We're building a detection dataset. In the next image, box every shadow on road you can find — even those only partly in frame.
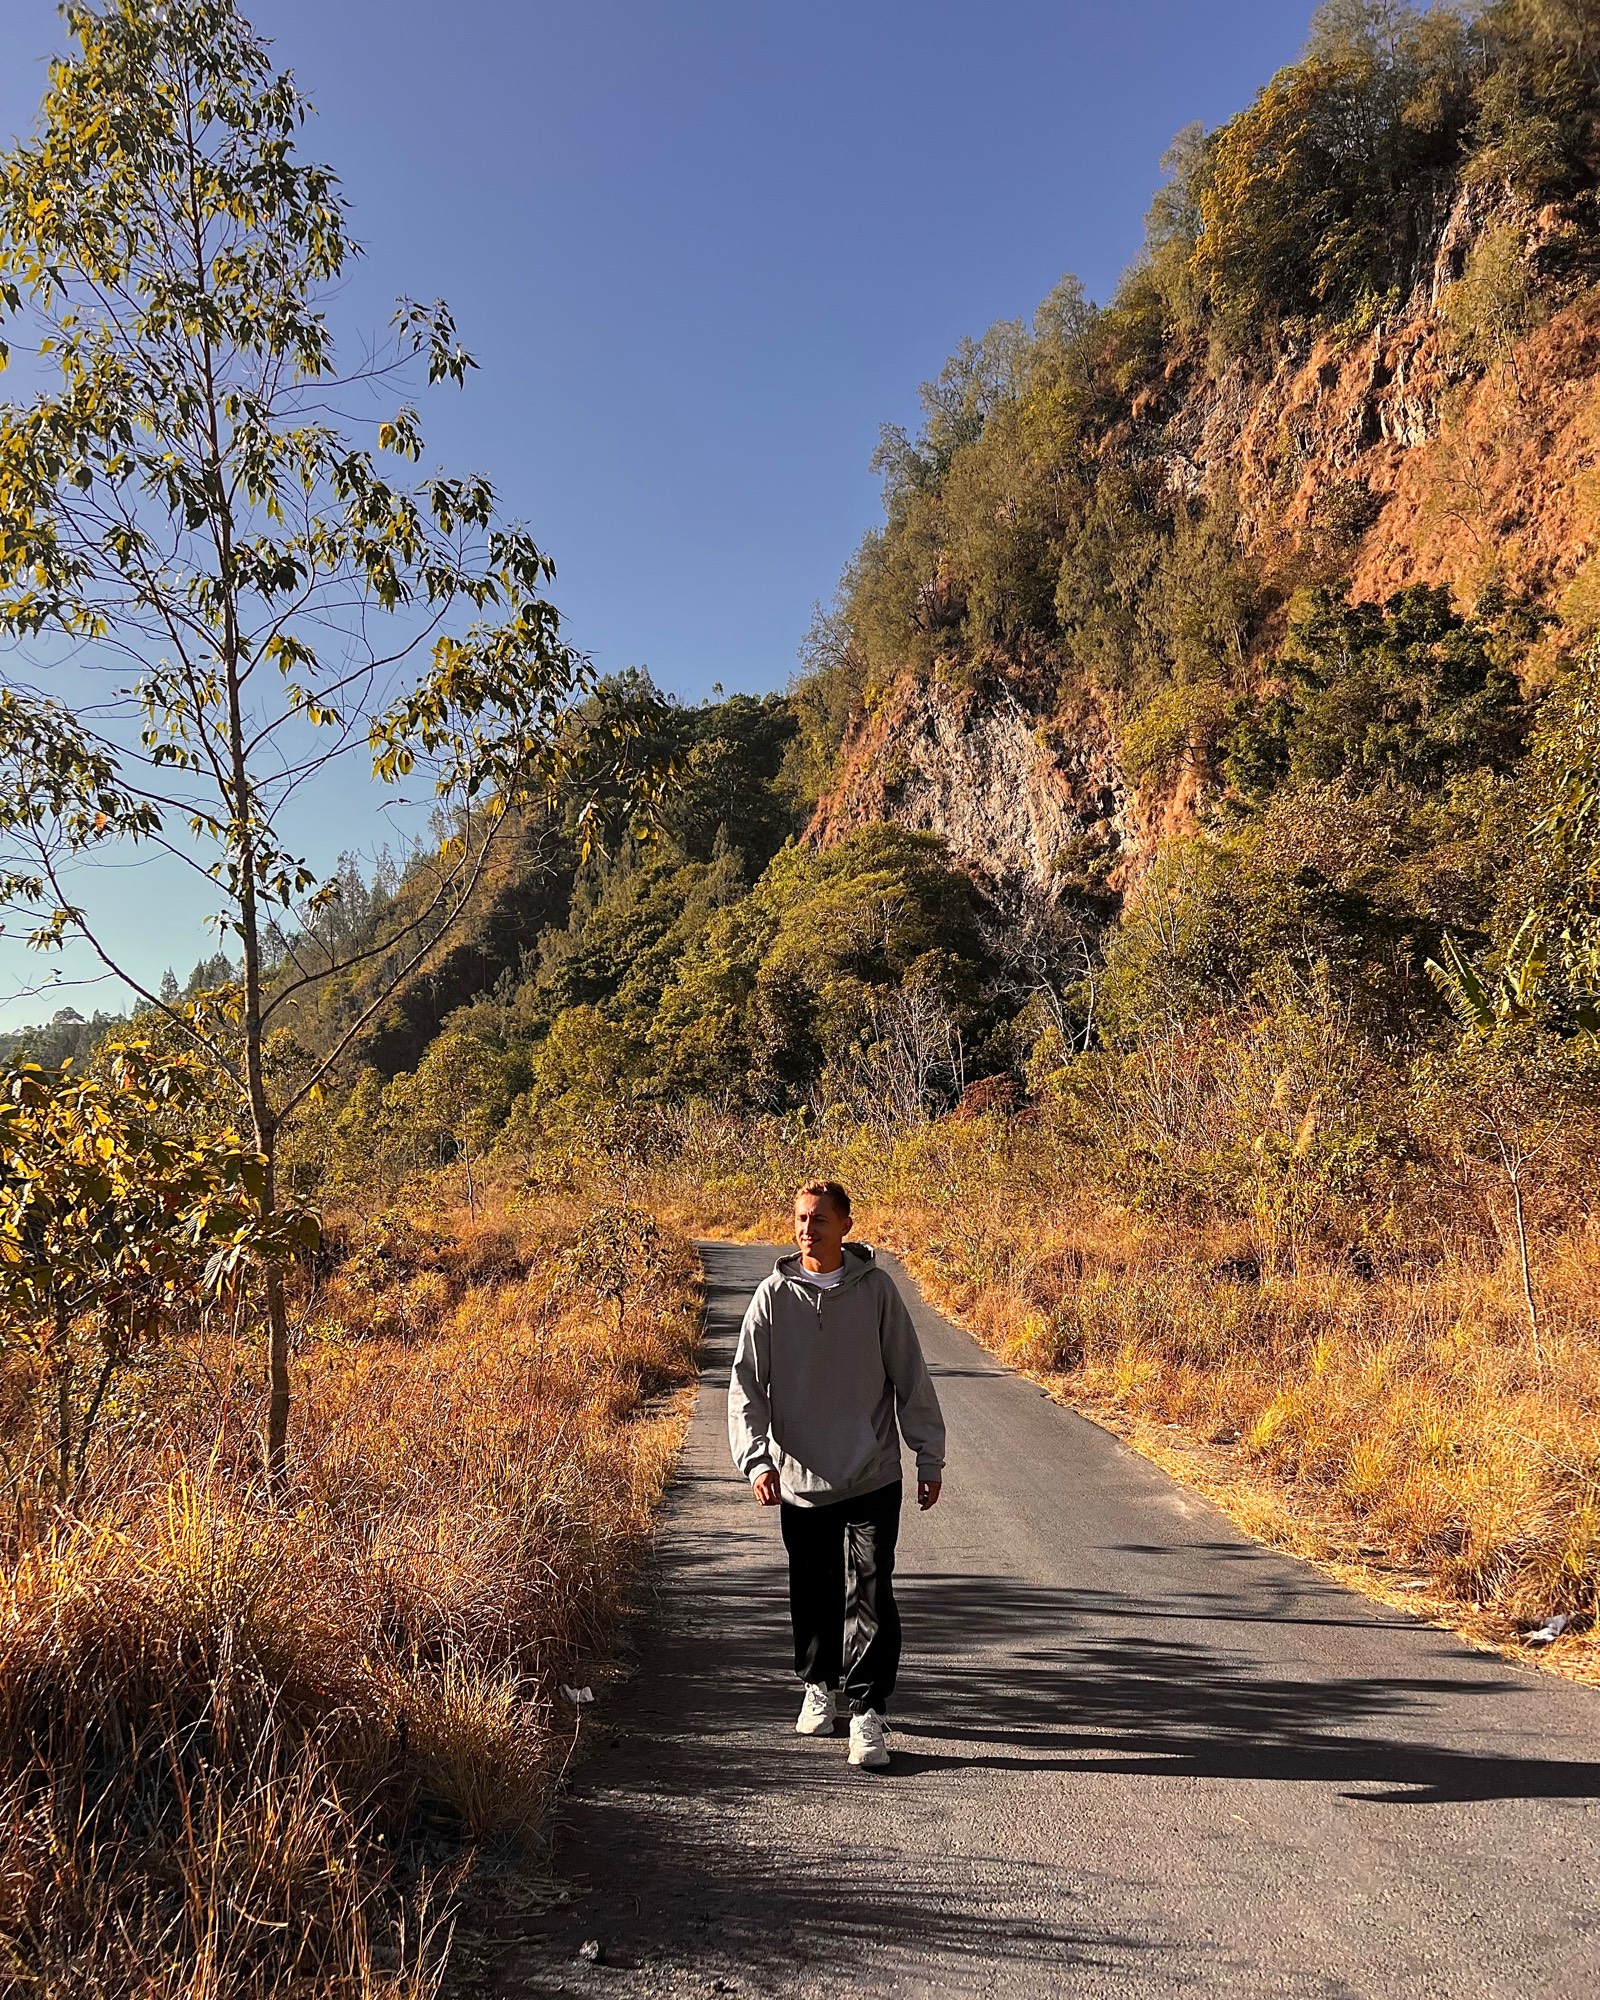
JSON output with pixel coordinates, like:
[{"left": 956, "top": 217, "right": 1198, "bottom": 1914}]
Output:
[
  {"left": 650, "top": 1526, "right": 1600, "bottom": 1810},
  {"left": 889, "top": 1573, "right": 1599, "bottom": 1805},
  {"left": 509, "top": 1491, "right": 1598, "bottom": 1991}
]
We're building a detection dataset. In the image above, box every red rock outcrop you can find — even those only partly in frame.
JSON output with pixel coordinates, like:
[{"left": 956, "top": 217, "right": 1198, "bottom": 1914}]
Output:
[{"left": 810, "top": 194, "right": 1600, "bottom": 900}]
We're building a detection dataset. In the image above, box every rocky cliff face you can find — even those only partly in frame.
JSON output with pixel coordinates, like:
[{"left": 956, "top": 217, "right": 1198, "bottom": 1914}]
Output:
[
  {"left": 1177, "top": 280, "right": 1600, "bottom": 607},
  {"left": 810, "top": 190, "right": 1600, "bottom": 902},
  {"left": 807, "top": 679, "right": 1129, "bottom": 893}
]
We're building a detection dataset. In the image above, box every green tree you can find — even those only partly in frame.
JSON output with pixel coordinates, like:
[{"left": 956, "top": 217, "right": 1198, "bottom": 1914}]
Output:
[
  {"left": 782, "top": 600, "right": 871, "bottom": 813},
  {"left": 0, "top": 4, "right": 650, "bottom": 1477},
  {"left": 320, "top": 1064, "right": 410, "bottom": 1202},
  {"left": 1223, "top": 585, "right": 1529, "bottom": 802},
  {"left": 1192, "top": 8, "right": 1473, "bottom": 345},
  {"left": 651, "top": 826, "right": 986, "bottom": 1110},
  {"left": 586, "top": 676, "right": 798, "bottom": 870},
  {"left": 401, "top": 1027, "right": 508, "bottom": 1215},
  {"left": 556, "top": 1203, "right": 664, "bottom": 1344},
  {"left": 1472, "top": 0, "right": 1600, "bottom": 195},
  {"left": 1142, "top": 123, "right": 1209, "bottom": 333},
  {"left": 0, "top": 1042, "right": 273, "bottom": 1506},
  {"left": 1442, "top": 223, "right": 1543, "bottom": 391}
]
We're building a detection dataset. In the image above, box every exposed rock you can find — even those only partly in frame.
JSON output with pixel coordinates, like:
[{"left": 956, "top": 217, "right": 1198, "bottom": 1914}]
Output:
[
  {"left": 810, "top": 198, "right": 1600, "bottom": 898},
  {"left": 807, "top": 678, "right": 1128, "bottom": 898},
  {"left": 1174, "top": 289, "right": 1600, "bottom": 606}
]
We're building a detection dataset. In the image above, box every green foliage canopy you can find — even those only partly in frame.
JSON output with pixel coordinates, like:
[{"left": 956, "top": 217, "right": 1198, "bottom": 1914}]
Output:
[{"left": 1224, "top": 584, "right": 1531, "bottom": 802}]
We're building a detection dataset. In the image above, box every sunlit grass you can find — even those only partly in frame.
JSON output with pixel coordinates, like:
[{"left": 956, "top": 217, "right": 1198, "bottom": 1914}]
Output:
[
  {"left": 0, "top": 1188, "right": 700, "bottom": 1997},
  {"left": 893, "top": 1181, "right": 1600, "bottom": 1666}
]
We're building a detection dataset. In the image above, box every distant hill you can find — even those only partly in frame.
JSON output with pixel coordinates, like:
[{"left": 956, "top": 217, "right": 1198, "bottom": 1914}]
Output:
[{"left": 0, "top": 1007, "right": 126, "bottom": 1068}]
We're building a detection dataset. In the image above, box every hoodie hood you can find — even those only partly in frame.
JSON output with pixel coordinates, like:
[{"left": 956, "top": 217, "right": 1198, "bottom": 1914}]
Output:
[{"left": 774, "top": 1240, "right": 876, "bottom": 1292}]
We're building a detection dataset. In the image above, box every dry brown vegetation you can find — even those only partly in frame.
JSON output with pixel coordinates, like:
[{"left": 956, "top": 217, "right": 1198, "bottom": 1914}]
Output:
[
  {"left": 635, "top": 1105, "right": 1600, "bottom": 1683},
  {"left": 0, "top": 1189, "right": 699, "bottom": 1998}
]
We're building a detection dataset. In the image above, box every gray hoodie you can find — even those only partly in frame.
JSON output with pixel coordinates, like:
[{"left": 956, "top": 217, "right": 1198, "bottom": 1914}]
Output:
[{"left": 727, "top": 1243, "right": 946, "bottom": 1506}]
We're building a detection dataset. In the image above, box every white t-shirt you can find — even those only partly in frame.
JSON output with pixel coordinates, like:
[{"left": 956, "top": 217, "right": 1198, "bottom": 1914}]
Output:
[{"left": 794, "top": 1262, "right": 846, "bottom": 1289}]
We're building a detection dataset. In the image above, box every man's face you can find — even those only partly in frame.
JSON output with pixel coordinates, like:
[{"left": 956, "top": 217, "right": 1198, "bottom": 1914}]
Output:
[{"left": 794, "top": 1193, "right": 848, "bottom": 1269}]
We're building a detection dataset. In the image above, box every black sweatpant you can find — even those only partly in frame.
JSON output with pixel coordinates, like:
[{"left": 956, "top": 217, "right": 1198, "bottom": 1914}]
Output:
[{"left": 778, "top": 1480, "right": 902, "bottom": 1716}]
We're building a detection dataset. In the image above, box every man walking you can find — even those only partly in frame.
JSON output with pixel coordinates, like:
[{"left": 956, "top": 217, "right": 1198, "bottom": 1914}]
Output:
[{"left": 727, "top": 1180, "right": 946, "bottom": 1771}]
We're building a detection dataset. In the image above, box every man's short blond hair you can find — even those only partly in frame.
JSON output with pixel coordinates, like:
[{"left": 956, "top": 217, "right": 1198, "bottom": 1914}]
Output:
[{"left": 795, "top": 1178, "right": 852, "bottom": 1218}]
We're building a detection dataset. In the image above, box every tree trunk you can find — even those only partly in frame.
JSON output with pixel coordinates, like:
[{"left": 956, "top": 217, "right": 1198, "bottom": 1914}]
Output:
[
  {"left": 54, "top": 1340, "right": 73, "bottom": 1508},
  {"left": 222, "top": 554, "right": 286, "bottom": 1484},
  {"left": 265, "top": 1260, "right": 291, "bottom": 1480},
  {"left": 1509, "top": 1168, "right": 1543, "bottom": 1366},
  {"left": 75, "top": 1344, "right": 121, "bottom": 1497},
  {"left": 186, "top": 81, "right": 290, "bottom": 1488}
]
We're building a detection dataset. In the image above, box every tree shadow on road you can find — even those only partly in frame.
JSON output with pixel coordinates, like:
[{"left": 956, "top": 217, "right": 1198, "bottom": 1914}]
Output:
[
  {"left": 644, "top": 1531, "right": 1600, "bottom": 1813},
  {"left": 890, "top": 1573, "right": 1600, "bottom": 1806},
  {"left": 500, "top": 1529, "right": 1597, "bottom": 1996}
]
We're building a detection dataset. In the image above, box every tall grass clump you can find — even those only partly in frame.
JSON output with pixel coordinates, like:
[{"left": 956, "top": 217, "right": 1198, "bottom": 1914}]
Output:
[{"left": 0, "top": 1187, "right": 699, "bottom": 1997}]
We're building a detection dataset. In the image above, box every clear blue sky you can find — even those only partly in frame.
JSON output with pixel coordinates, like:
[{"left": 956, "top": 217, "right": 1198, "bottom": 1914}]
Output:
[{"left": 0, "top": 0, "right": 1314, "bottom": 1018}]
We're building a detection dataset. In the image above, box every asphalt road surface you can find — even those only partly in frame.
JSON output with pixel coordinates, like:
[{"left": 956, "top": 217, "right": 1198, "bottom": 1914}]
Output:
[{"left": 503, "top": 1241, "right": 1600, "bottom": 2000}]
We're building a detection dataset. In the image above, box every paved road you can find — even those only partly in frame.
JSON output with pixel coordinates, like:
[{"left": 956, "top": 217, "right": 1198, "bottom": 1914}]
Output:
[{"left": 504, "top": 1242, "right": 1600, "bottom": 2000}]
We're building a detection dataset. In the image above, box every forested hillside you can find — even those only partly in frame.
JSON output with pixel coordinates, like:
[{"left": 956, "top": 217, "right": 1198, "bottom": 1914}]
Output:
[
  {"left": 302, "top": 0, "right": 1599, "bottom": 1155},
  {"left": 297, "top": 0, "right": 1600, "bottom": 1690}
]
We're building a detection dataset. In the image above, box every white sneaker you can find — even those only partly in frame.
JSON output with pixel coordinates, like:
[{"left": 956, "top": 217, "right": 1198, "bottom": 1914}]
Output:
[
  {"left": 796, "top": 1683, "right": 837, "bottom": 1735},
  {"left": 848, "top": 1709, "right": 890, "bottom": 1768}
]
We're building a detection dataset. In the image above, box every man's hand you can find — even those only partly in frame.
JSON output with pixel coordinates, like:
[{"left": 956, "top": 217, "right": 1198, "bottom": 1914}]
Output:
[
  {"left": 917, "top": 1479, "right": 942, "bottom": 1510},
  {"left": 752, "top": 1469, "right": 781, "bottom": 1506}
]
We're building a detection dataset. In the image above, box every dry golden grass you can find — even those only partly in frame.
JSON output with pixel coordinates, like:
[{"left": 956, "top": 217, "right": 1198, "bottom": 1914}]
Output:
[
  {"left": 642, "top": 1111, "right": 1600, "bottom": 1682},
  {"left": 902, "top": 1199, "right": 1600, "bottom": 1673},
  {"left": 0, "top": 1187, "right": 700, "bottom": 1998}
]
